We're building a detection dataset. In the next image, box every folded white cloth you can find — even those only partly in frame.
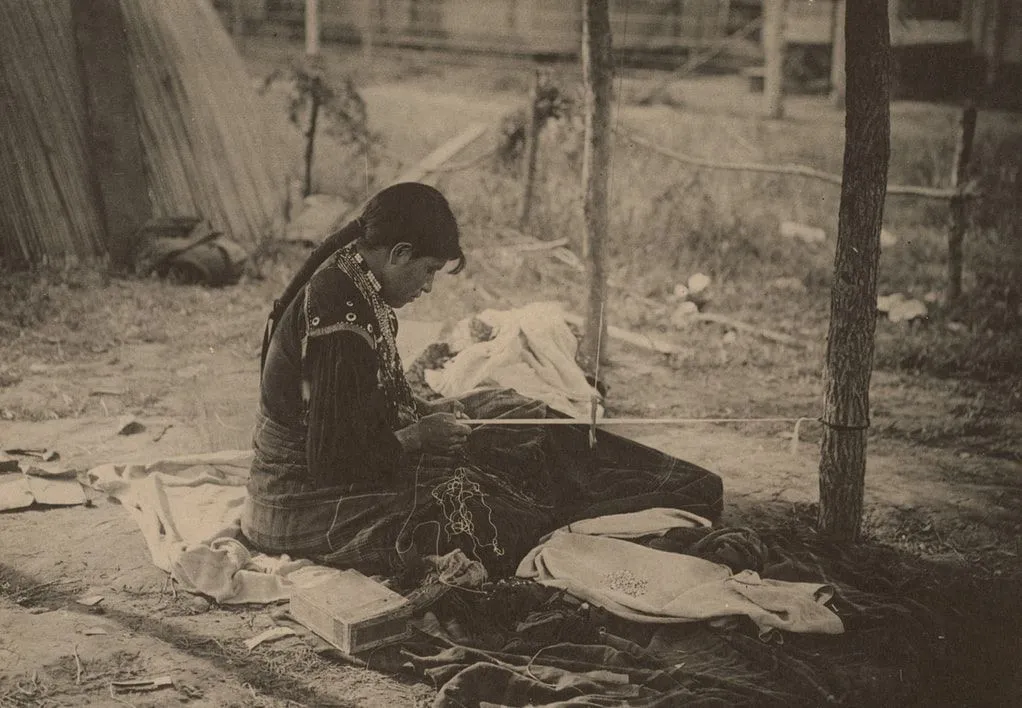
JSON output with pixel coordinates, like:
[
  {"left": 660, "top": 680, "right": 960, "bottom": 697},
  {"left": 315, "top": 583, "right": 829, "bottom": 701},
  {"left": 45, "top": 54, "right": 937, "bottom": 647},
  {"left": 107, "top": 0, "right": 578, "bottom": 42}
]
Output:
[
  {"left": 517, "top": 529, "right": 843, "bottom": 636},
  {"left": 425, "top": 302, "right": 603, "bottom": 419}
]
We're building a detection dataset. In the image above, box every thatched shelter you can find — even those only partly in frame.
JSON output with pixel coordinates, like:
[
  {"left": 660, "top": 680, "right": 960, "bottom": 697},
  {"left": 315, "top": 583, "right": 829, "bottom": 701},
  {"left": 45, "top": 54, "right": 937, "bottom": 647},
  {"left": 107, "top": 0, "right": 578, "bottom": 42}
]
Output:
[{"left": 0, "top": 0, "right": 288, "bottom": 270}]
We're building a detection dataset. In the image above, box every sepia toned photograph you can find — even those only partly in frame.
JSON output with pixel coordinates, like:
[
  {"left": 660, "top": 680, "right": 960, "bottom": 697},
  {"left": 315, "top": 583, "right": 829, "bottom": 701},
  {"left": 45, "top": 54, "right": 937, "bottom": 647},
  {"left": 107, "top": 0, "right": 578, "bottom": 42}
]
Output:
[{"left": 1, "top": 1, "right": 1019, "bottom": 705}]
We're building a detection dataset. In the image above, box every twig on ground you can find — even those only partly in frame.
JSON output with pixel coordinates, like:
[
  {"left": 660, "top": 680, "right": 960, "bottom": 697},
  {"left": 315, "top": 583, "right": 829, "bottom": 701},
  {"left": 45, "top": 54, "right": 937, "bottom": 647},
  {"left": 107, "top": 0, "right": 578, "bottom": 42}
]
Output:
[
  {"left": 73, "top": 644, "right": 83, "bottom": 685},
  {"left": 213, "top": 412, "right": 244, "bottom": 431},
  {"left": 14, "top": 578, "right": 78, "bottom": 601},
  {"left": 562, "top": 312, "right": 679, "bottom": 355},
  {"left": 108, "top": 684, "right": 136, "bottom": 708}
]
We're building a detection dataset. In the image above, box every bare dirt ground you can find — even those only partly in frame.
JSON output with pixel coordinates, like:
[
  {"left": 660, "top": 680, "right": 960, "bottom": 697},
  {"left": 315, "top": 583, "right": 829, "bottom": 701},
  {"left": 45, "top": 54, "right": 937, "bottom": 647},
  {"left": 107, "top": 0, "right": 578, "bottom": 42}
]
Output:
[{"left": 2, "top": 40, "right": 1020, "bottom": 707}]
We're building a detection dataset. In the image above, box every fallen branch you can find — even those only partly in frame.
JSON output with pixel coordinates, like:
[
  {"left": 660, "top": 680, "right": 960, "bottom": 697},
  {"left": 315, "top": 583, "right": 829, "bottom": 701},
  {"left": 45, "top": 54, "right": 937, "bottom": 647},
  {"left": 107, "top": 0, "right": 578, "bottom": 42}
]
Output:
[
  {"left": 508, "top": 237, "right": 570, "bottom": 252},
  {"left": 423, "top": 146, "right": 496, "bottom": 174},
  {"left": 329, "top": 123, "right": 489, "bottom": 232},
  {"left": 619, "top": 128, "right": 979, "bottom": 201},
  {"left": 690, "top": 312, "right": 803, "bottom": 346},
  {"left": 563, "top": 312, "right": 679, "bottom": 355},
  {"left": 394, "top": 123, "right": 489, "bottom": 184},
  {"left": 73, "top": 644, "right": 83, "bottom": 685}
]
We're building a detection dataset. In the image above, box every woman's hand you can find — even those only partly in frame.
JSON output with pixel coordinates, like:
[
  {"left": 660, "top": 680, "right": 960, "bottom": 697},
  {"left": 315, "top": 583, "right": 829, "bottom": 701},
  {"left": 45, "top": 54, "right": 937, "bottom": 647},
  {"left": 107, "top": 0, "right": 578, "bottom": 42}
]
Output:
[{"left": 396, "top": 412, "right": 471, "bottom": 455}]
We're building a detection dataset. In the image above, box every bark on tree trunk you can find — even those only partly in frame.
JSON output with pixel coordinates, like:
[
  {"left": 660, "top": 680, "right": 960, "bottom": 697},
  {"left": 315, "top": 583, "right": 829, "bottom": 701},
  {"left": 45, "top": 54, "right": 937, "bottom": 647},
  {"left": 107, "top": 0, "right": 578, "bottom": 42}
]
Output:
[
  {"left": 763, "top": 0, "right": 787, "bottom": 119},
  {"left": 579, "top": 0, "right": 613, "bottom": 374},
  {"left": 818, "top": 0, "right": 891, "bottom": 541}
]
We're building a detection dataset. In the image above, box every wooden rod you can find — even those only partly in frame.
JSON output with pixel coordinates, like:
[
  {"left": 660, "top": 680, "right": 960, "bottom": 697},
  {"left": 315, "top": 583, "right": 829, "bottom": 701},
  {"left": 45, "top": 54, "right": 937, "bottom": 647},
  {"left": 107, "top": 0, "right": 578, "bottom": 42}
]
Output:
[{"left": 462, "top": 417, "right": 810, "bottom": 426}]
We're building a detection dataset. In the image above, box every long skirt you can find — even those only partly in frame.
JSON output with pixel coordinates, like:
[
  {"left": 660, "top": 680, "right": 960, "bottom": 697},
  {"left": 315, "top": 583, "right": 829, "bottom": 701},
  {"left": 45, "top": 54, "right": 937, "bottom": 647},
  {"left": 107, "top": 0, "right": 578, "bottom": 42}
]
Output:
[{"left": 242, "top": 388, "right": 723, "bottom": 578}]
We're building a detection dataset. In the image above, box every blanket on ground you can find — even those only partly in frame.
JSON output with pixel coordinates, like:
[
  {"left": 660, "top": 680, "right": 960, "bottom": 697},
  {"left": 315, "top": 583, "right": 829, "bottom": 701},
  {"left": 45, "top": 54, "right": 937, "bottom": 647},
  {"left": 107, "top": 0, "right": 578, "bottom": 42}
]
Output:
[{"left": 86, "top": 450, "right": 342, "bottom": 603}]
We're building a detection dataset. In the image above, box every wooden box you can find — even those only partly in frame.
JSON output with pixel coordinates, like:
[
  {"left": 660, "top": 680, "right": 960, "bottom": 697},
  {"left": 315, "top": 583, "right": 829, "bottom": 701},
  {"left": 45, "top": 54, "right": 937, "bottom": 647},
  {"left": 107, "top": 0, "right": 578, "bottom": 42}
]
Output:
[{"left": 289, "top": 569, "right": 412, "bottom": 655}]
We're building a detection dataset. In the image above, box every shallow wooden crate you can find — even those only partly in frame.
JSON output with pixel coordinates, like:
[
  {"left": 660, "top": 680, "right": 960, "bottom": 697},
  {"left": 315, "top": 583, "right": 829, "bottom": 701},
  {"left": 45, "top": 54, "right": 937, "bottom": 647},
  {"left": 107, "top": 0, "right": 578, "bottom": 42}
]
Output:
[{"left": 289, "top": 569, "right": 412, "bottom": 655}]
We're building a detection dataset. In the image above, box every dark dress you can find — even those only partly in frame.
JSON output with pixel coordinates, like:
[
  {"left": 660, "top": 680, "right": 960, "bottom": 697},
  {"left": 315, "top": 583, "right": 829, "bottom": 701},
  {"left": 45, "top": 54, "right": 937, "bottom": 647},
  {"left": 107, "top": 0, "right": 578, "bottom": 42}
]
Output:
[{"left": 241, "top": 243, "right": 723, "bottom": 577}]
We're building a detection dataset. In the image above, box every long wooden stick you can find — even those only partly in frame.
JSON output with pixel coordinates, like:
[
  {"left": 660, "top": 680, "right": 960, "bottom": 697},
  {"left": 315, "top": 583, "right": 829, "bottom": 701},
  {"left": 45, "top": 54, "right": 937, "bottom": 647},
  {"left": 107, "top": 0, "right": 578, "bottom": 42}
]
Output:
[{"left": 463, "top": 417, "right": 808, "bottom": 426}]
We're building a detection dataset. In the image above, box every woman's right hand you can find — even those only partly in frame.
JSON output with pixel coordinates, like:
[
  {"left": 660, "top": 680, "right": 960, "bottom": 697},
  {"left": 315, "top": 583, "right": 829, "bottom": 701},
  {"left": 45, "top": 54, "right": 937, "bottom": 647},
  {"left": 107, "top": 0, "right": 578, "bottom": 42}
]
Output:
[{"left": 397, "top": 413, "right": 471, "bottom": 455}]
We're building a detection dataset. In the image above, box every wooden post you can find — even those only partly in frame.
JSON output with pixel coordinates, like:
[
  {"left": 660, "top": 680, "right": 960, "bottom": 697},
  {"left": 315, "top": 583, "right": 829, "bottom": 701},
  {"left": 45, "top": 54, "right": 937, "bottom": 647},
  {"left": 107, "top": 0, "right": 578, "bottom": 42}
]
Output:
[
  {"left": 303, "top": 82, "right": 321, "bottom": 198},
  {"left": 306, "top": 0, "right": 321, "bottom": 57},
  {"left": 362, "top": 0, "right": 375, "bottom": 69},
  {"left": 830, "top": 0, "right": 846, "bottom": 109},
  {"left": 947, "top": 101, "right": 978, "bottom": 302},
  {"left": 518, "top": 69, "right": 544, "bottom": 231},
  {"left": 763, "top": 0, "right": 787, "bottom": 119},
  {"left": 71, "top": 0, "right": 152, "bottom": 270},
  {"left": 985, "top": 0, "right": 1011, "bottom": 91},
  {"left": 579, "top": 0, "right": 613, "bottom": 374},
  {"left": 231, "top": 0, "right": 245, "bottom": 41},
  {"left": 818, "top": 0, "right": 891, "bottom": 541}
]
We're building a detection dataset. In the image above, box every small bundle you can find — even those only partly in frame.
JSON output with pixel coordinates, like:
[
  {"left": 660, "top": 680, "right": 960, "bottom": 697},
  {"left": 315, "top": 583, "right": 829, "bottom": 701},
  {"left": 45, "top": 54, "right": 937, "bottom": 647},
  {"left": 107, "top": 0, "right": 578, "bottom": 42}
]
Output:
[{"left": 132, "top": 216, "right": 247, "bottom": 286}]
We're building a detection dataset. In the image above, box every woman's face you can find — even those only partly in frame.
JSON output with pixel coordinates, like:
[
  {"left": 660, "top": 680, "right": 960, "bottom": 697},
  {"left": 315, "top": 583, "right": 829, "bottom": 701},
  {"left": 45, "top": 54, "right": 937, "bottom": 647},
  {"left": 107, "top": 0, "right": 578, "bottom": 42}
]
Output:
[{"left": 381, "top": 244, "right": 448, "bottom": 308}]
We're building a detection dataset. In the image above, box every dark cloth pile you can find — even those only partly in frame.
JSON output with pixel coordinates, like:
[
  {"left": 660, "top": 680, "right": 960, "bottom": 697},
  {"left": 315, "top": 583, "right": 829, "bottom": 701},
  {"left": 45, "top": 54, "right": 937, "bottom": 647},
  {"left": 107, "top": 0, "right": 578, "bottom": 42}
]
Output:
[{"left": 279, "top": 523, "right": 944, "bottom": 707}]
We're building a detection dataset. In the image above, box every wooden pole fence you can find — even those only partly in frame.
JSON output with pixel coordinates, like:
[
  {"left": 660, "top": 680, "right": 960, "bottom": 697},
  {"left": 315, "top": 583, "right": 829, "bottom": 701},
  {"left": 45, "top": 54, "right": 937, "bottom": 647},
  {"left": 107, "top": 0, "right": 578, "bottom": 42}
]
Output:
[
  {"left": 947, "top": 101, "right": 978, "bottom": 302},
  {"left": 618, "top": 128, "right": 978, "bottom": 202}
]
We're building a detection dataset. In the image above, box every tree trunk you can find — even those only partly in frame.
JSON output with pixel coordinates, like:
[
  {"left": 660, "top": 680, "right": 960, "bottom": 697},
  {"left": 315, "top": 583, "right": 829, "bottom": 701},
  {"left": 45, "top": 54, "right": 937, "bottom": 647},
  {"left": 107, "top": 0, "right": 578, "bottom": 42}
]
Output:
[
  {"left": 763, "top": 0, "right": 786, "bottom": 119},
  {"left": 71, "top": 0, "right": 152, "bottom": 270},
  {"left": 306, "top": 0, "right": 321, "bottom": 57},
  {"left": 830, "top": 0, "right": 846, "bottom": 109},
  {"left": 579, "top": 0, "right": 613, "bottom": 375},
  {"left": 818, "top": 0, "right": 891, "bottom": 541},
  {"left": 947, "top": 102, "right": 978, "bottom": 302},
  {"left": 518, "top": 69, "right": 544, "bottom": 231}
]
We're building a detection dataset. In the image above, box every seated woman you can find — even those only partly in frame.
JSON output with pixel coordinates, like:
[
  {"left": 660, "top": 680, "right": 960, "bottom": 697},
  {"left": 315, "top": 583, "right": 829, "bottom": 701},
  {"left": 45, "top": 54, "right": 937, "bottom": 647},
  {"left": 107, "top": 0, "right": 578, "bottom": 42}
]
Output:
[{"left": 242, "top": 182, "right": 722, "bottom": 578}]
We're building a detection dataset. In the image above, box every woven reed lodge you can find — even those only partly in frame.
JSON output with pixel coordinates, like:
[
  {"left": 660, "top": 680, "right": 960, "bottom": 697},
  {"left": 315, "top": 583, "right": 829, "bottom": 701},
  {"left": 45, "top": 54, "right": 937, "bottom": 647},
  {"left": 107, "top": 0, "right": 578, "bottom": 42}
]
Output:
[{"left": 0, "top": 0, "right": 287, "bottom": 270}]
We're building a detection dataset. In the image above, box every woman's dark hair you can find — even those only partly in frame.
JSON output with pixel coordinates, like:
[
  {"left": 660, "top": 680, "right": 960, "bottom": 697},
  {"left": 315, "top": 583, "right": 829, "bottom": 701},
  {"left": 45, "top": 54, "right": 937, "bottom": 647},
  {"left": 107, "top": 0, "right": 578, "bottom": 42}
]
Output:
[
  {"left": 261, "top": 183, "right": 464, "bottom": 373},
  {"left": 359, "top": 182, "right": 465, "bottom": 274}
]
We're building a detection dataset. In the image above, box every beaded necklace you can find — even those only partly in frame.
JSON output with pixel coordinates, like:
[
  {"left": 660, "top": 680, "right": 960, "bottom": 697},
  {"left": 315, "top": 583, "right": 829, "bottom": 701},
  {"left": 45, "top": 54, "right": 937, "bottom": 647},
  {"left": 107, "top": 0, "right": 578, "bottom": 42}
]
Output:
[{"left": 333, "top": 244, "right": 419, "bottom": 429}]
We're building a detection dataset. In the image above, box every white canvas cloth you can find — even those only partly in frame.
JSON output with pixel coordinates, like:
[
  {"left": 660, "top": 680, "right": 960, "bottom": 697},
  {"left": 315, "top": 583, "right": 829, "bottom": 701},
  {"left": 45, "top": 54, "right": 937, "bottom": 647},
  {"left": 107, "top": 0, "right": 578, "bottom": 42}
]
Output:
[
  {"left": 87, "top": 451, "right": 340, "bottom": 604},
  {"left": 424, "top": 302, "right": 602, "bottom": 419}
]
